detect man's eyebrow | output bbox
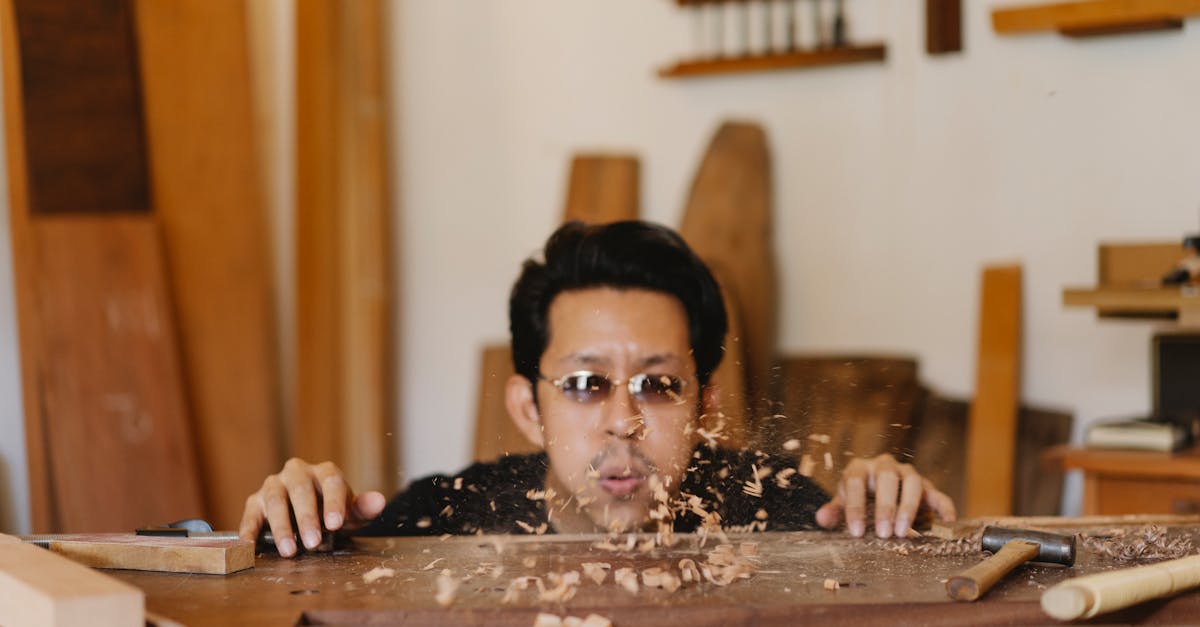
[636,354,683,369]
[558,352,610,367]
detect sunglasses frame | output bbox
[539,370,690,405]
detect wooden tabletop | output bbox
[109,527,1200,626]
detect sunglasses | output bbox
[539,370,690,405]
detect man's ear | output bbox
[506,374,545,448]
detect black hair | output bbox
[509,220,727,388]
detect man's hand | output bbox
[238,458,387,557]
[814,454,956,539]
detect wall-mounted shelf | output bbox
[994,0,1200,38]
[659,43,887,79]
[1062,286,1200,327]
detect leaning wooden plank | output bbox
[562,155,640,224]
[679,121,776,422]
[964,264,1022,517]
[472,344,540,463]
[0,534,144,627]
[133,0,284,529]
[30,535,254,575]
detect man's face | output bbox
[529,287,702,533]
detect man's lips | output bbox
[598,475,645,497]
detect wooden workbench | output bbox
[108,528,1200,626]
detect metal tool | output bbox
[946,526,1076,601]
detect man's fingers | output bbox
[283,474,323,550]
[260,478,297,557]
[313,462,348,530]
[923,479,958,522]
[895,471,924,536]
[238,495,264,542]
[843,474,868,537]
[815,497,844,529]
[872,465,900,538]
[351,491,388,525]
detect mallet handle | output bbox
[1041,554,1200,620]
[946,540,1039,601]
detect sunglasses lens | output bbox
[632,374,685,404]
[558,373,611,403]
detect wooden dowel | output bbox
[1041,555,1200,620]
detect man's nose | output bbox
[602,381,644,440]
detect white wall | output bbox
[390,0,1200,515]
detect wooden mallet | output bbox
[946,526,1077,601]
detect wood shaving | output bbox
[453,477,463,490]
[416,517,432,528]
[523,556,537,568]
[537,570,580,603]
[678,558,700,583]
[501,576,538,604]
[642,567,681,593]
[439,505,454,517]
[742,465,764,498]
[774,467,796,488]
[1082,525,1196,562]
[823,452,833,470]
[361,566,395,583]
[581,562,611,585]
[808,433,831,444]
[782,438,801,451]
[614,567,639,594]
[740,541,759,557]
[798,455,816,477]
[420,557,445,571]
[516,520,549,535]
[824,578,840,590]
[434,569,458,607]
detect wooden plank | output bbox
[931,514,1200,539]
[0,534,144,627]
[295,0,393,492]
[926,0,963,54]
[1060,15,1183,37]
[680,121,776,425]
[562,155,639,224]
[993,0,1200,34]
[472,344,539,463]
[1,0,53,530]
[33,216,206,532]
[27,534,254,575]
[133,0,283,529]
[964,265,1022,517]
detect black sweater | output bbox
[358,446,828,536]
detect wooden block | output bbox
[562,155,639,224]
[1097,242,1181,287]
[133,0,284,528]
[926,0,963,54]
[0,534,144,627]
[964,265,1022,517]
[31,534,253,575]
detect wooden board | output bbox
[993,0,1200,34]
[27,534,253,575]
[680,121,776,423]
[472,344,539,462]
[294,0,394,493]
[931,514,1200,540]
[964,265,1022,517]
[107,529,1200,625]
[134,0,283,529]
[561,155,639,224]
[32,216,206,532]
[0,533,144,627]
[926,0,963,54]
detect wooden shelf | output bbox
[659,44,886,79]
[1062,285,1200,326]
[994,0,1200,38]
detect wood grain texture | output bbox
[9,0,150,215]
[0,534,144,627]
[38,534,253,575]
[133,0,283,529]
[965,265,1022,517]
[946,540,1039,601]
[107,529,1200,626]
[992,0,1200,34]
[562,155,639,224]
[32,216,206,531]
[295,0,394,492]
[680,121,776,426]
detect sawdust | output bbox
[434,569,458,606]
[361,566,395,583]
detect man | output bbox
[240,221,956,557]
